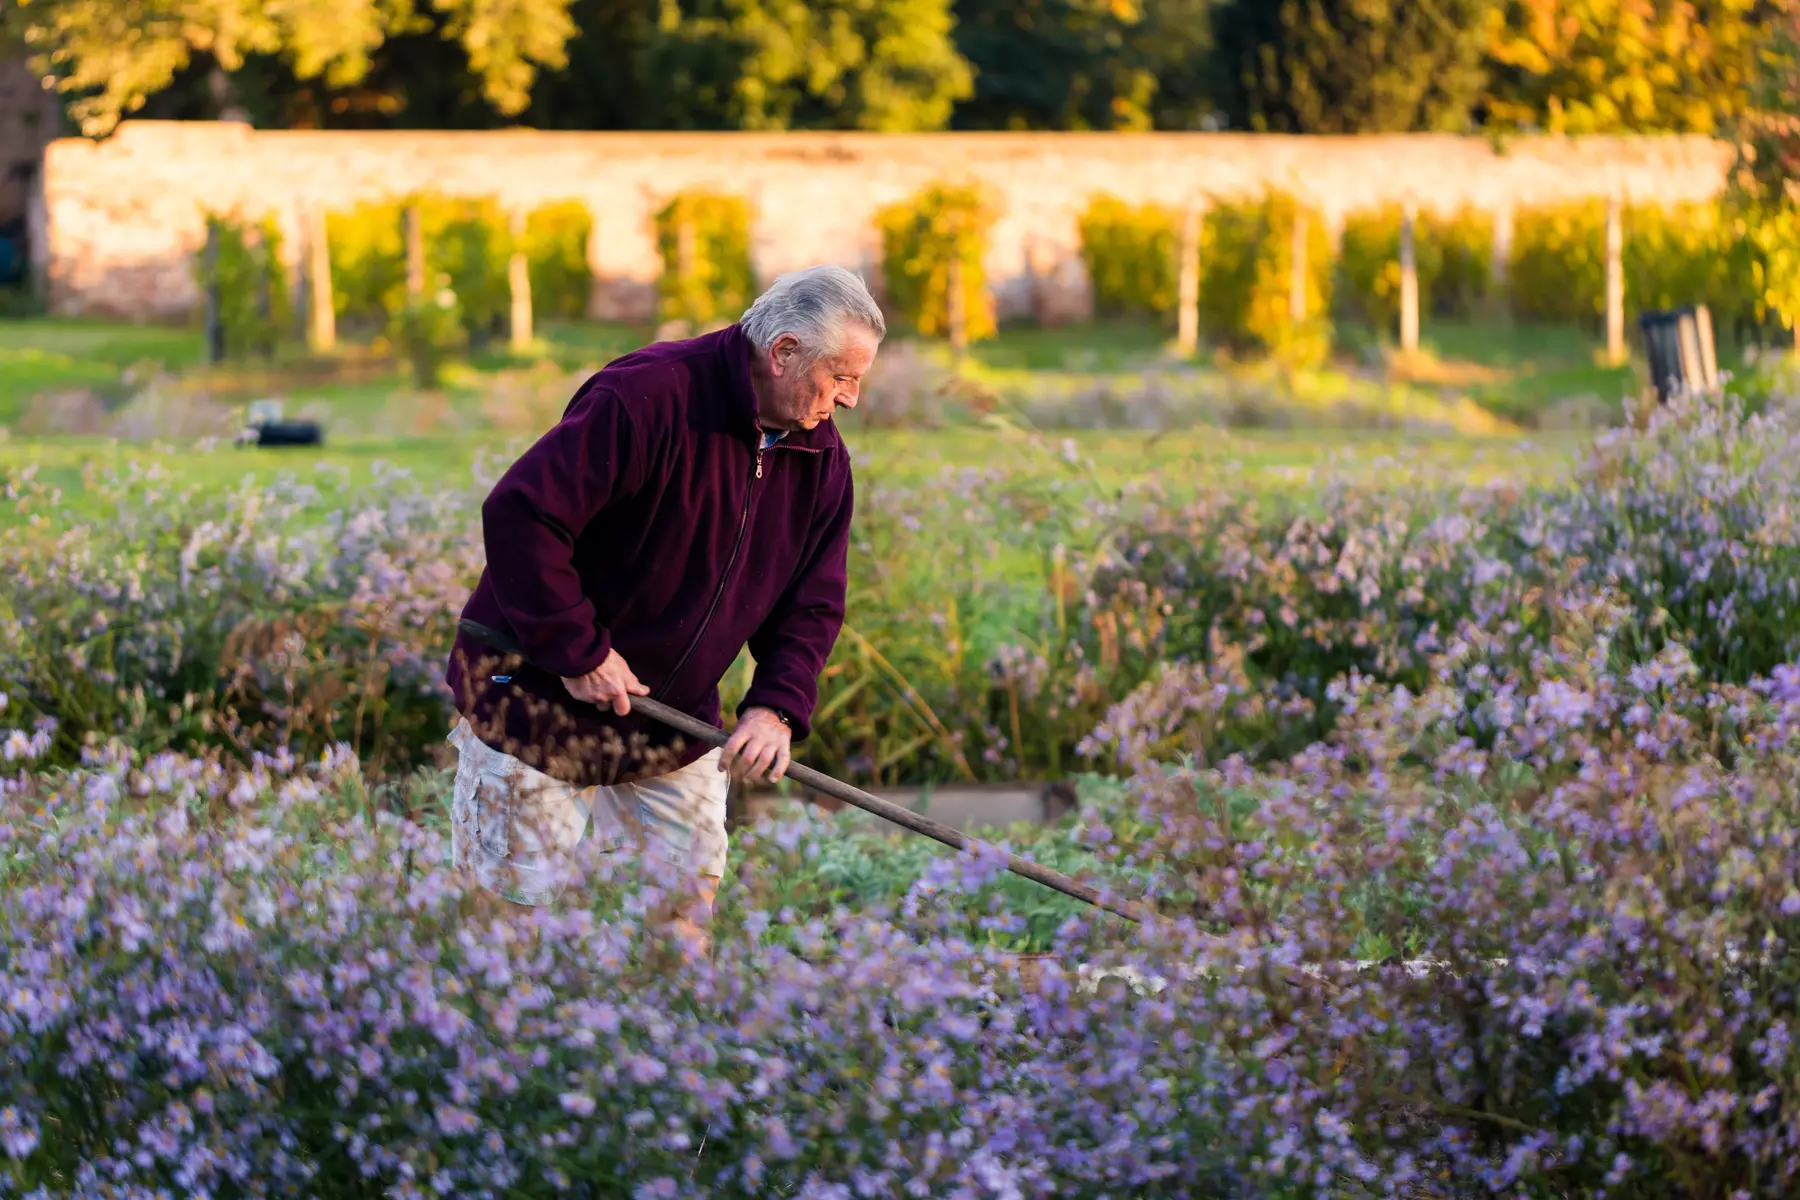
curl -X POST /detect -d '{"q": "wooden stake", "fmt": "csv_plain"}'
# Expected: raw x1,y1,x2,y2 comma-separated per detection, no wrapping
1399,200,1419,353
1289,209,1308,323
307,207,336,353
1177,204,1201,355
405,202,425,299
946,252,968,361
509,207,532,351
202,220,224,364
1492,203,1513,321
1605,194,1625,365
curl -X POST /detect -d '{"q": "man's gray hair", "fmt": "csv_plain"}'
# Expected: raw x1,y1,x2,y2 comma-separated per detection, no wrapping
740,265,886,363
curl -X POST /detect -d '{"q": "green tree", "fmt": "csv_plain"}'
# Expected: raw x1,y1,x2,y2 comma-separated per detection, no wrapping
4,0,578,137
949,0,1215,131
636,0,973,131
1209,0,1498,132
1484,0,1764,134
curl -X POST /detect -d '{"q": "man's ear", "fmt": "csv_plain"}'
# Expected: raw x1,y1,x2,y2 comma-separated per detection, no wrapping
769,333,802,376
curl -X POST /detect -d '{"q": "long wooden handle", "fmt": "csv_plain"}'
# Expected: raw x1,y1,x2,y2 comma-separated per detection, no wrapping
457,618,1151,925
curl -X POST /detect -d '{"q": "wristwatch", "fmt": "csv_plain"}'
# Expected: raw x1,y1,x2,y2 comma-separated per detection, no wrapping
770,708,792,728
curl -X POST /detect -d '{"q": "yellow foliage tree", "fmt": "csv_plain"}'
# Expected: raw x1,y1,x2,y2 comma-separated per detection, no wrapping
6,0,576,137
1484,0,1765,134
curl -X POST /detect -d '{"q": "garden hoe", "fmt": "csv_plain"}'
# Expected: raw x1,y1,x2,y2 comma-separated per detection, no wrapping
458,618,1153,926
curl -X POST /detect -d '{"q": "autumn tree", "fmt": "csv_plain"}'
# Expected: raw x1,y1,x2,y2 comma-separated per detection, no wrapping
1484,0,1765,134
1208,0,1499,133
2,0,578,136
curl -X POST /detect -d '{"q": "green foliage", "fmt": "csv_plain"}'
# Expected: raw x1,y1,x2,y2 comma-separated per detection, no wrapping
877,184,997,340
1209,0,1497,133
325,194,510,341
1337,206,1437,333
653,192,755,328
1431,206,1495,318
636,0,973,131
396,293,468,389
1078,195,1179,320
1507,200,1607,325
1622,201,1739,319
950,0,1216,131
9,0,578,137
1509,198,1766,334
1337,205,1494,332
522,201,593,321
194,212,294,359
1198,190,1333,363
1742,200,1800,340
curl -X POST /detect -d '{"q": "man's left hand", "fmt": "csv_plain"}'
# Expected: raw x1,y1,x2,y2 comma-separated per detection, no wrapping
719,707,792,783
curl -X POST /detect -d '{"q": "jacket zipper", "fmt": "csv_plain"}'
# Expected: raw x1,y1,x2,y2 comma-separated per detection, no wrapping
655,442,762,701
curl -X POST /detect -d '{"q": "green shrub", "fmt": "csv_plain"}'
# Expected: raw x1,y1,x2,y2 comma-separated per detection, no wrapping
396,292,468,389
1199,189,1332,364
1337,205,1494,334
877,183,997,341
325,194,510,342
1430,206,1494,317
1078,195,1179,321
1508,200,1607,325
193,212,293,359
654,192,755,328
1622,201,1734,318
1336,205,1439,334
425,196,510,340
524,200,593,321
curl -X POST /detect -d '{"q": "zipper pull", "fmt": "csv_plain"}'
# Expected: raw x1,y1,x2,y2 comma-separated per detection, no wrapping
756,448,764,480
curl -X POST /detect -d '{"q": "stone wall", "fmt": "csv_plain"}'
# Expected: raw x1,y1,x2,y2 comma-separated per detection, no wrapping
43,120,1735,323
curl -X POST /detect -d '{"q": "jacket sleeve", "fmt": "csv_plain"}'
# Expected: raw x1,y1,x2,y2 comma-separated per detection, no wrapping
480,380,646,679
738,457,854,740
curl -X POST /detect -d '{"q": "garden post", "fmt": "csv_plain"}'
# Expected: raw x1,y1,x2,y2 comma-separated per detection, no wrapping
1289,209,1309,324
307,207,336,353
1492,203,1513,322
1606,194,1625,364
254,226,273,357
584,205,605,320
1177,203,1201,355
203,219,224,365
946,251,968,361
676,211,697,320
509,207,533,351
406,202,425,299
1399,199,1419,353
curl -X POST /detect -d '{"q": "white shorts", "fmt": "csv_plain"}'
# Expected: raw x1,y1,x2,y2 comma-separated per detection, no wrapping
447,718,731,907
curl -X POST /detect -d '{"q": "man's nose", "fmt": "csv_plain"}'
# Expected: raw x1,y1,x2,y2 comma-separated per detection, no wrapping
837,384,859,410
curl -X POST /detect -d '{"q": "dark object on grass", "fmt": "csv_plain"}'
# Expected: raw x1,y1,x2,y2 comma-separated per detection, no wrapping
457,617,1153,926
254,420,324,447
1639,305,1718,403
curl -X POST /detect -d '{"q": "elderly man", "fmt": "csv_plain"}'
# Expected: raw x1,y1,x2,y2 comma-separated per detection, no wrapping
444,265,884,946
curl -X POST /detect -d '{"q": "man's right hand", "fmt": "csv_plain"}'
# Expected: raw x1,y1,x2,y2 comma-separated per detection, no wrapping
561,649,650,715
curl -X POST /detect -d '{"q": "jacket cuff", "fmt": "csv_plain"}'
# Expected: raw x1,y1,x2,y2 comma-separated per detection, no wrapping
530,625,612,681
738,686,812,741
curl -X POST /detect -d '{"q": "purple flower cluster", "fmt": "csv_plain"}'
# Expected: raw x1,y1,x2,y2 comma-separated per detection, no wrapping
0,744,1251,1197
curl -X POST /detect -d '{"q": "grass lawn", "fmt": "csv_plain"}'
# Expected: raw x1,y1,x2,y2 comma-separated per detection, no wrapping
0,313,1653,448
0,425,1581,527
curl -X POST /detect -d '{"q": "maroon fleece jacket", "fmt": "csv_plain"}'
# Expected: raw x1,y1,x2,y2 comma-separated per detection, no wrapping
444,324,853,787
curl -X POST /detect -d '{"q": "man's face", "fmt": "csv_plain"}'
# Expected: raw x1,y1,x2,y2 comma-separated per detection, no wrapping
762,327,880,431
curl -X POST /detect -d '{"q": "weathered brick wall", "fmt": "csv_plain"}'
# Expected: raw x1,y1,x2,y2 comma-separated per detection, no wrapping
43,120,1734,323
